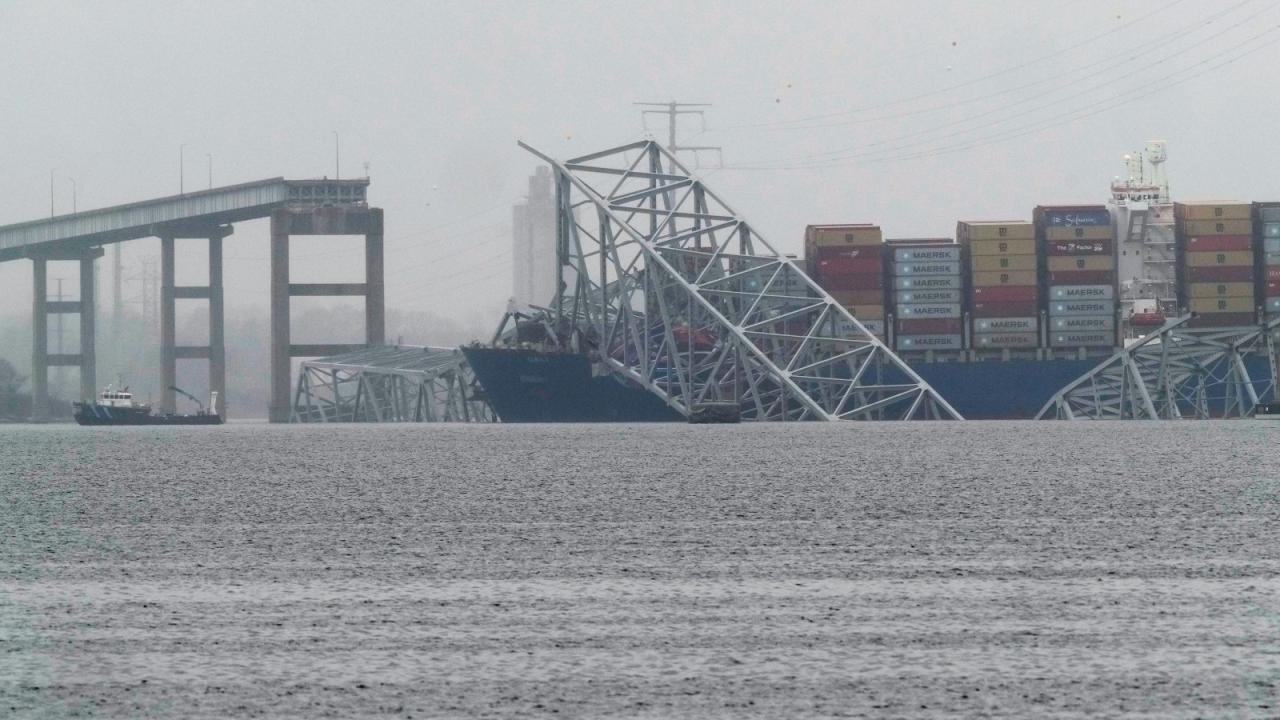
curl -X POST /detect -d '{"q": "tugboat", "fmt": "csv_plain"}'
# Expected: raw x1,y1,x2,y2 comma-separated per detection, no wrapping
73,386,223,426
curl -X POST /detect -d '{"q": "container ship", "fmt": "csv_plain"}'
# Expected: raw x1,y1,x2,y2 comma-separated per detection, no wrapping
465,145,1278,421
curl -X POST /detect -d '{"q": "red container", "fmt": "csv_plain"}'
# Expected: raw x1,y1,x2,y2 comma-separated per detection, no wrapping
1184,235,1252,252
815,245,883,261
1048,270,1114,285
1267,280,1280,297
970,285,1037,302
1045,238,1114,256
1186,312,1255,328
1186,266,1253,282
817,256,883,275
817,271,883,291
971,301,1039,318
896,318,962,335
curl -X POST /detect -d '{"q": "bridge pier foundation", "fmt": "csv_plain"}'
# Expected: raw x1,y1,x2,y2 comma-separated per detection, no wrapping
269,206,385,422
159,225,233,416
29,247,102,418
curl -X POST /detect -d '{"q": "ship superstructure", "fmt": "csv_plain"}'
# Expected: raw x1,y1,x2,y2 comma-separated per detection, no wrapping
1108,141,1178,334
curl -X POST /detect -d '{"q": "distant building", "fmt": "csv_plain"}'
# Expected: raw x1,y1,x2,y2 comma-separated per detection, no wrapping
512,166,556,307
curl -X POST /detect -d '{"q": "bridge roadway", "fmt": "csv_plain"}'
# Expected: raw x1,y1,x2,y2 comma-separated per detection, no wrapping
0,177,386,421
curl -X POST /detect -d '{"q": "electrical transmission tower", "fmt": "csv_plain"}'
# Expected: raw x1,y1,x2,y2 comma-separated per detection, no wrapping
636,101,723,170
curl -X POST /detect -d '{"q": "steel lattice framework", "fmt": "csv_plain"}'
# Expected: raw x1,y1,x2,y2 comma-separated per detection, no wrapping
520,139,961,421
1036,315,1280,420
291,345,492,423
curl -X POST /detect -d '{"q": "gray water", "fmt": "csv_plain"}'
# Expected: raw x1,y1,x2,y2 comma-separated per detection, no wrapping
2,421,1280,718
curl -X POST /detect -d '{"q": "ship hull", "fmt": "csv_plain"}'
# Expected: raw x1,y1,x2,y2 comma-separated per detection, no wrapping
463,347,1275,422
73,403,223,426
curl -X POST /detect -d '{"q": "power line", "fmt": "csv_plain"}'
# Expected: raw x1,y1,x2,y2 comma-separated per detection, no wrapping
723,24,1280,171
716,0,1192,133
726,12,1280,171
636,101,723,169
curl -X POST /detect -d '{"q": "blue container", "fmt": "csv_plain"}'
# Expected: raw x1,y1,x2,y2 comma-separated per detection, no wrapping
1050,331,1115,348
894,246,960,263
1050,285,1114,300
1051,315,1115,331
895,289,961,305
896,334,963,350
897,303,962,319
1050,299,1112,316
1041,209,1111,227
894,275,960,290
893,261,962,277
973,317,1038,333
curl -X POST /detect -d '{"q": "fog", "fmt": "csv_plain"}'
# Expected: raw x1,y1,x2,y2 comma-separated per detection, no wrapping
2,0,1278,411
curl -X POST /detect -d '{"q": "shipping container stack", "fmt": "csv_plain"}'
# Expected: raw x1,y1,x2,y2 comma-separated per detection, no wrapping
1174,202,1256,327
957,221,1040,351
803,224,887,339
1256,203,1280,319
1035,205,1118,350
887,239,963,352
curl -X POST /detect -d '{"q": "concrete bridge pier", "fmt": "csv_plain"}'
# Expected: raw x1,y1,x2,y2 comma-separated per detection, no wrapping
159,225,233,416
269,206,384,422
29,247,103,418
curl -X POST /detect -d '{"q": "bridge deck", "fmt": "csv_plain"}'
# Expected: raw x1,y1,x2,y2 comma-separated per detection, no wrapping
0,177,369,262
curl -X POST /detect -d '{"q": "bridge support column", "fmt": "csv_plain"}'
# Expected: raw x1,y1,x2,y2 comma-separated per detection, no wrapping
30,258,48,419
158,226,233,416
269,206,385,422
28,247,103,419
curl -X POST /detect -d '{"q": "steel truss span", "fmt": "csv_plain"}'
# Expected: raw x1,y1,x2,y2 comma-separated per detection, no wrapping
520,139,961,421
1036,315,1280,420
291,345,492,423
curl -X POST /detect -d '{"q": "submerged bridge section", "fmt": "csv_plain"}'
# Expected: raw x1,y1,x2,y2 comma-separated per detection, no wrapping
291,345,492,423
520,139,961,421
1036,315,1280,419
0,178,384,420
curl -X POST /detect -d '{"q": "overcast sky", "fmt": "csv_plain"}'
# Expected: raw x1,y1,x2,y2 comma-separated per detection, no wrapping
2,0,1278,332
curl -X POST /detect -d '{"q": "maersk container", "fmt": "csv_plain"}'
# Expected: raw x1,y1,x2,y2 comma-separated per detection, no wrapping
1051,315,1115,331
1044,226,1113,241
897,303,962,319
1045,239,1113,256
895,289,961,305
972,333,1039,349
971,270,1037,286
1050,332,1114,348
894,275,960,290
894,261,961,276
1260,207,1280,222
1186,282,1255,298
1265,223,1280,239
896,317,962,335
1050,285,1114,300
1037,207,1111,227
1267,297,1280,313
966,238,1037,256
1266,251,1280,265
1186,266,1253,282
970,255,1037,272
1047,270,1114,285
897,334,963,350
1264,237,1280,253
971,285,1037,302
971,301,1038,318
1050,299,1112,316
1047,255,1115,272
835,317,885,336
894,246,960,262
973,317,1038,333
1182,219,1253,236
1185,235,1253,252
